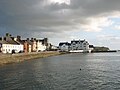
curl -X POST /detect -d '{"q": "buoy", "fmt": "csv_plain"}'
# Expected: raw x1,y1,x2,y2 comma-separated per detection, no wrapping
80,68,81,70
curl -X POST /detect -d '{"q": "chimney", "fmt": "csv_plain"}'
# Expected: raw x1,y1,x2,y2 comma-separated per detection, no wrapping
11,37,15,40
34,38,36,41
44,38,48,46
27,38,29,41
31,38,34,41
1,37,4,41
6,33,9,37
0,37,2,41
17,35,21,41
4,37,6,41
6,33,11,37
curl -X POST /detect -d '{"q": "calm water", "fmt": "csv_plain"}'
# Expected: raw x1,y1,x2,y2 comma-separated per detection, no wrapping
0,53,120,90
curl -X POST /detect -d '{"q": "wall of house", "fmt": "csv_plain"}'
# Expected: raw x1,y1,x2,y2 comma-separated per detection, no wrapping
24,42,28,53
71,42,76,50
59,44,69,51
37,41,46,52
29,45,32,52
32,41,37,52
83,41,89,50
1,44,23,53
24,42,32,53
71,41,89,51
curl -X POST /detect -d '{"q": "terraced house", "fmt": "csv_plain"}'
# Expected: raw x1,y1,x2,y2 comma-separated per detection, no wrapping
0,33,49,54
0,33,24,53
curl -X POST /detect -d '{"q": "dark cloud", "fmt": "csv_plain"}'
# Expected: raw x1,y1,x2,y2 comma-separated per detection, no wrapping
0,0,120,46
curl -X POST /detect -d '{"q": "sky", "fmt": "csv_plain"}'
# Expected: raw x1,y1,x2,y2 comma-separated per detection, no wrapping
0,0,120,49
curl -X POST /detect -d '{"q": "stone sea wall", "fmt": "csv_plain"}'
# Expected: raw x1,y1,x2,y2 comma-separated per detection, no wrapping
0,51,62,66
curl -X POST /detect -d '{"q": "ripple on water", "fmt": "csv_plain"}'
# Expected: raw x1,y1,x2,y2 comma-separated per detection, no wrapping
0,53,120,90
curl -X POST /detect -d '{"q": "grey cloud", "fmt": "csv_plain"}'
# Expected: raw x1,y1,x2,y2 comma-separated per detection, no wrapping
63,0,120,17
0,0,120,39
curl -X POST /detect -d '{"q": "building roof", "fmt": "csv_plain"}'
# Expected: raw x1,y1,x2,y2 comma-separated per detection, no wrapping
15,40,24,45
71,40,85,43
0,40,19,45
7,40,19,45
0,40,9,44
2,36,20,45
23,40,33,45
59,42,71,46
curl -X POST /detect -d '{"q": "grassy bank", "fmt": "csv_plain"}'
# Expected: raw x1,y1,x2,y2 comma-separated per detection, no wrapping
0,51,63,66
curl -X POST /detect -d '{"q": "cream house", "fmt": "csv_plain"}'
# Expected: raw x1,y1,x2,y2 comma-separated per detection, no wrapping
36,40,46,52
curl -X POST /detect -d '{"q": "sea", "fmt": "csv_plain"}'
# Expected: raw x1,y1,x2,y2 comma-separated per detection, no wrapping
0,52,120,90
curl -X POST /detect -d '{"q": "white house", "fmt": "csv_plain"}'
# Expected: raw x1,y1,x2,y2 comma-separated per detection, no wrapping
59,42,71,52
70,40,90,52
59,39,91,53
0,34,24,54
36,40,46,52
0,40,23,53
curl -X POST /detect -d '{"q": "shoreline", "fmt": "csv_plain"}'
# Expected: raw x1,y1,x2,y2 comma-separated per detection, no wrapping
0,51,66,66
0,51,117,66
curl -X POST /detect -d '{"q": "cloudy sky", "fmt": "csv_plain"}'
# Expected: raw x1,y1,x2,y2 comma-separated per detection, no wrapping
0,0,120,49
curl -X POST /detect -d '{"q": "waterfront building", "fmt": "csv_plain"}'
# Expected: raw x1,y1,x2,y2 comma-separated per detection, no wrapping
59,42,71,52
23,38,47,53
59,39,92,53
30,38,37,52
31,38,47,52
0,33,24,53
0,40,11,53
13,35,24,53
70,39,89,52
36,40,46,52
23,38,32,53
0,33,52,54
43,38,48,46
42,38,52,51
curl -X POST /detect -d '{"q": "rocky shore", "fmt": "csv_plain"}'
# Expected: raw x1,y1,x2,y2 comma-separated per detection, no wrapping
0,51,63,66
